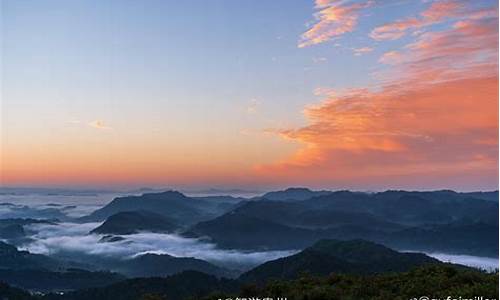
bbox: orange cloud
[257,76,498,188]
[299,0,373,48]
[258,7,498,189]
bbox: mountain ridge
[239,239,442,283]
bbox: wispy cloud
[88,120,113,130]
[352,47,374,56]
[313,87,336,98]
[67,119,81,125]
[299,0,373,48]
[369,0,494,41]
[246,99,261,115]
[312,57,328,63]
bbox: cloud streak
[353,47,374,56]
[370,0,496,41]
[299,0,373,48]
[246,99,261,115]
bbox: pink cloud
[299,0,373,48]
[370,0,467,41]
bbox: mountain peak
[240,239,440,283]
[141,190,188,199]
[261,187,331,201]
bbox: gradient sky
[1,0,498,191]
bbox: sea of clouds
[22,221,296,270]
[22,221,499,272]
[2,192,498,272]
[0,193,111,218]
[2,192,296,270]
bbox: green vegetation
[202,265,499,300]
[1,264,496,300]
[41,270,238,300]
[240,239,440,283]
[0,257,497,300]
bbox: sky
[1,0,498,191]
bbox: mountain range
[80,191,240,226]
[0,238,494,300]
[179,189,498,256]
[0,187,497,298]
[239,239,440,283]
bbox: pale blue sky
[2,0,497,190]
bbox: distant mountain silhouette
[184,190,498,256]
[239,239,441,283]
[0,241,62,270]
[90,211,179,235]
[386,221,499,257]
[0,218,58,242]
[0,218,56,227]
[184,212,319,250]
[0,203,69,220]
[0,242,124,292]
[260,187,331,201]
[81,191,239,226]
[292,190,498,226]
[455,191,498,202]
[0,224,25,239]
[224,200,404,230]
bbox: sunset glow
[1,0,498,190]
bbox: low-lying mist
[0,193,117,219]
[22,222,297,271]
[3,193,497,273]
[425,252,498,271]
[24,222,499,272]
